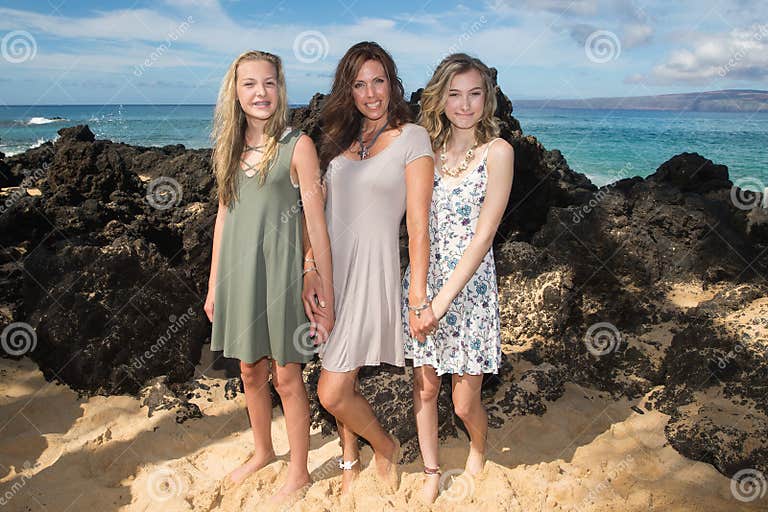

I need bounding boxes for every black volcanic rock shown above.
[650,152,730,193]
[57,124,95,143]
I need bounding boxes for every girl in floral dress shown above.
[402,53,514,503]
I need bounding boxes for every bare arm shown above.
[431,140,515,319]
[405,154,436,340]
[293,135,334,339]
[204,201,227,321]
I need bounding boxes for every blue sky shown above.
[0,0,766,104]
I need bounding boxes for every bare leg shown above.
[451,374,487,475]
[413,365,441,503]
[269,361,311,502]
[337,417,360,494]
[338,378,361,494]
[318,369,397,485]
[228,358,276,484]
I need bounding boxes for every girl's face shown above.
[351,59,390,122]
[236,59,279,121]
[443,68,485,131]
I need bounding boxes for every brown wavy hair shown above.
[419,53,499,151]
[318,41,411,171]
[211,50,288,208]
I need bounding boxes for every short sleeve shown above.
[403,124,434,165]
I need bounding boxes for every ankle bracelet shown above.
[338,458,359,471]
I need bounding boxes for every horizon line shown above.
[2,88,767,108]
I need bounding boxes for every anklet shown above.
[424,466,441,475]
[338,458,359,470]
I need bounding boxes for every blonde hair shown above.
[419,53,499,151]
[211,50,288,207]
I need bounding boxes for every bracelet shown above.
[304,257,315,263]
[302,266,318,276]
[408,299,431,318]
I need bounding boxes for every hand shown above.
[409,304,438,343]
[204,287,214,322]
[302,270,327,336]
[312,306,335,345]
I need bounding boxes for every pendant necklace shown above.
[357,118,389,160]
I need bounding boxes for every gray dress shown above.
[320,123,433,372]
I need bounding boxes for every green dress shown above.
[210,128,311,364]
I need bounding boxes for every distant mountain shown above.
[514,89,768,113]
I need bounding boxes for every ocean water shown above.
[513,107,767,187]
[1,104,765,188]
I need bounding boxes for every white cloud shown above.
[623,23,653,48]
[638,24,768,84]
[0,8,192,42]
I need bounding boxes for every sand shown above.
[1,356,762,512]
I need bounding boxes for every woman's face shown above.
[351,59,390,122]
[443,68,485,131]
[236,59,279,122]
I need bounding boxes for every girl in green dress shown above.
[204,50,334,503]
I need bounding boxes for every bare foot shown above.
[464,446,485,476]
[227,450,276,485]
[269,469,310,504]
[340,463,360,495]
[373,435,399,492]
[420,473,440,504]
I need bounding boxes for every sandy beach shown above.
[0,352,760,512]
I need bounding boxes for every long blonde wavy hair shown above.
[211,50,288,207]
[419,53,499,151]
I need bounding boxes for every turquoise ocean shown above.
[1,104,765,188]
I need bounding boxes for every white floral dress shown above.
[402,141,502,376]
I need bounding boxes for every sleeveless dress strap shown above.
[482,137,502,162]
[277,127,302,188]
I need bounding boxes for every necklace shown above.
[357,118,389,159]
[241,141,265,178]
[440,140,478,178]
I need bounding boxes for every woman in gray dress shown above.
[303,41,437,494]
